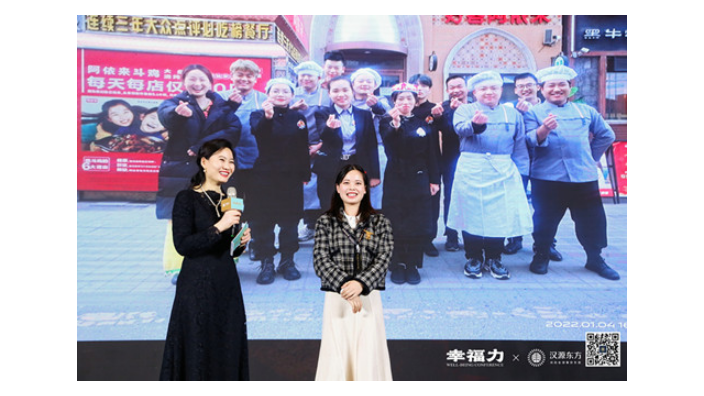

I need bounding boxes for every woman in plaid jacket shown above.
[313,164,393,381]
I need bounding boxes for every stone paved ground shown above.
[77,200,626,342]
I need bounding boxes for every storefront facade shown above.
[306,15,625,198]
[565,15,627,198]
[76,15,308,195]
[566,15,627,140]
[308,15,564,102]
[77,15,625,196]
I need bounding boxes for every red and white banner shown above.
[77,49,271,191]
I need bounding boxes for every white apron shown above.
[447,152,532,238]
[315,290,392,381]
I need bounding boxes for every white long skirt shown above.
[315,291,392,381]
[447,152,533,238]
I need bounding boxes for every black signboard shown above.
[573,15,627,52]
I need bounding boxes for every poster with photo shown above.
[77,49,271,191]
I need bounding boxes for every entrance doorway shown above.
[339,48,406,96]
[309,15,424,93]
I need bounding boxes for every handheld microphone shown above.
[221,187,244,212]
[221,187,245,236]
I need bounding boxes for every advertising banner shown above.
[77,49,271,191]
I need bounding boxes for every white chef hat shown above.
[350,68,382,89]
[535,65,578,83]
[467,71,503,91]
[265,78,296,94]
[294,61,323,77]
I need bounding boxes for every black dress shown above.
[160,189,249,380]
[379,114,440,268]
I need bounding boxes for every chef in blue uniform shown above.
[524,65,619,280]
[449,71,532,280]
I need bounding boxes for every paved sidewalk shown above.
[77,200,626,342]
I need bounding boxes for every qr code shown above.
[586,332,621,367]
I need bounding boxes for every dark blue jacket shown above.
[313,105,380,180]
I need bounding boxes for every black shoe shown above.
[390,264,406,284]
[424,242,439,257]
[529,253,550,275]
[277,257,301,281]
[463,258,483,279]
[406,266,421,284]
[503,237,523,254]
[585,258,620,280]
[445,236,460,252]
[533,243,563,261]
[256,258,276,284]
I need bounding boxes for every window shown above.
[606,56,627,120]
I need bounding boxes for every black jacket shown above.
[249,106,311,183]
[155,91,242,219]
[244,106,310,219]
[313,105,380,179]
[380,114,440,240]
[158,90,241,161]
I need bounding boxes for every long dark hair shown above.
[325,164,376,224]
[189,139,234,189]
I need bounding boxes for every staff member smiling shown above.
[248,78,311,284]
[314,76,381,217]
[450,71,532,281]
[524,65,618,280]
[379,83,440,285]
[160,139,251,381]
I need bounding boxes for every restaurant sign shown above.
[80,15,275,43]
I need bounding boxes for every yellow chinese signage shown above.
[275,28,303,63]
[83,15,275,42]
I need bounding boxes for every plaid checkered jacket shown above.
[313,212,394,295]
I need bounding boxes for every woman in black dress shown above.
[380,83,440,285]
[160,138,251,381]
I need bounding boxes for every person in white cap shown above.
[450,71,532,280]
[292,61,331,243]
[219,60,267,175]
[351,68,388,116]
[503,72,563,261]
[218,59,268,262]
[524,65,619,280]
[349,68,391,211]
[379,83,440,285]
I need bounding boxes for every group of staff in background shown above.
[153,52,621,286]
[155,51,619,380]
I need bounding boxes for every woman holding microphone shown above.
[160,138,251,381]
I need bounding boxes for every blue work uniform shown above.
[524,101,615,259]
